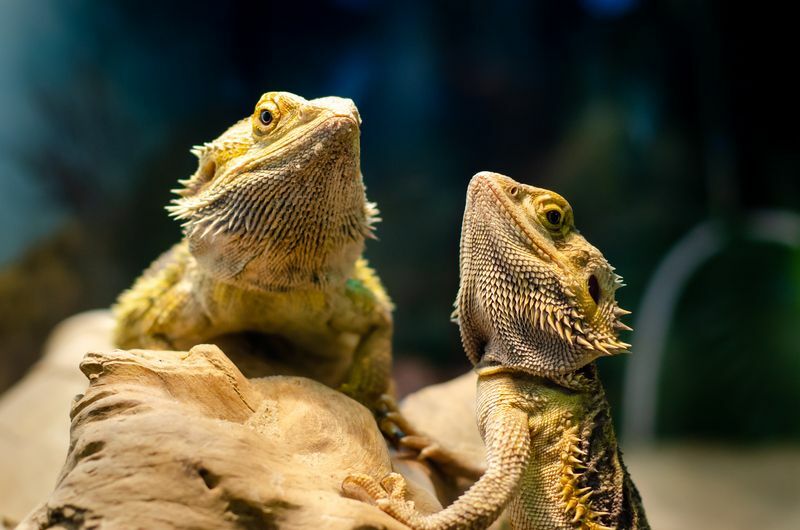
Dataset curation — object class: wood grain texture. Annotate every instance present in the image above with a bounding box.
[16,344,438,530]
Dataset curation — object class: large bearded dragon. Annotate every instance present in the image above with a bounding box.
[344,172,649,529]
[113,92,394,412]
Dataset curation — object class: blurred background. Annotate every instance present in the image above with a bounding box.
[0,0,798,527]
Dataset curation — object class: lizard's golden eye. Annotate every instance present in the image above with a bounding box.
[253,102,280,135]
[534,196,570,234]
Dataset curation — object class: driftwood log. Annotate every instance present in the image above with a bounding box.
[16,345,443,529]
[0,311,115,523]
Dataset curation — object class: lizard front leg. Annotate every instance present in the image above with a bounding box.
[343,396,532,530]
[338,318,393,407]
[335,321,408,441]
[332,289,403,436]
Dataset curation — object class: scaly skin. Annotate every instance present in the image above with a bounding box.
[113,92,392,410]
[344,172,648,529]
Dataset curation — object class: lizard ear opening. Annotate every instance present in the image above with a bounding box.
[588,274,600,305]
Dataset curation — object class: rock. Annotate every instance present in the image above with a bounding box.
[17,345,439,530]
[400,370,485,471]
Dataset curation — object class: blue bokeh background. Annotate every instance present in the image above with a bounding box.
[1,0,798,442]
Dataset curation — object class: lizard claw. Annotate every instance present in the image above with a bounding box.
[343,472,413,514]
[376,394,419,441]
[377,394,399,412]
[378,416,406,442]
[377,396,485,481]
[398,435,440,460]
[399,435,486,481]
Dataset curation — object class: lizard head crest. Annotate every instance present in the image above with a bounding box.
[455,171,631,377]
[166,91,379,290]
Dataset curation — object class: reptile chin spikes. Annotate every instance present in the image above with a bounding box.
[346,171,648,530]
[456,172,633,376]
[160,92,378,290]
[535,301,632,357]
[114,92,404,449]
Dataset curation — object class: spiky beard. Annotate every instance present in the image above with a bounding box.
[167,167,380,290]
[457,187,631,377]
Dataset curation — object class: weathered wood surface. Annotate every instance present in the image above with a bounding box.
[0,311,114,523]
[16,345,439,530]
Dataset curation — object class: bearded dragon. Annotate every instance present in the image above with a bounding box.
[113,92,393,412]
[344,172,649,529]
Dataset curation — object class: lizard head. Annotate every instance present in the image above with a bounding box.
[167,91,378,290]
[455,171,631,377]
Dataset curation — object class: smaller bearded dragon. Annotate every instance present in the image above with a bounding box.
[344,172,649,529]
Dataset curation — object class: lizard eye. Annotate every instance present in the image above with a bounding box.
[253,101,280,135]
[542,207,564,230]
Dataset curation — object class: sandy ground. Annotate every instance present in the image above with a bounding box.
[626,445,800,530]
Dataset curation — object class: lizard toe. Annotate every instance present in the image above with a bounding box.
[341,473,388,503]
[379,472,409,499]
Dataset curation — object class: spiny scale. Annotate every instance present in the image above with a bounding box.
[113,93,399,450]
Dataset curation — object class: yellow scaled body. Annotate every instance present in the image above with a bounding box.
[114,92,393,408]
[345,172,648,529]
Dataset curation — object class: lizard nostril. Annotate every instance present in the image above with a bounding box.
[588,274,600,305]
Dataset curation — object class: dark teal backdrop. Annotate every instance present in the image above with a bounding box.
[0,0,798,440]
